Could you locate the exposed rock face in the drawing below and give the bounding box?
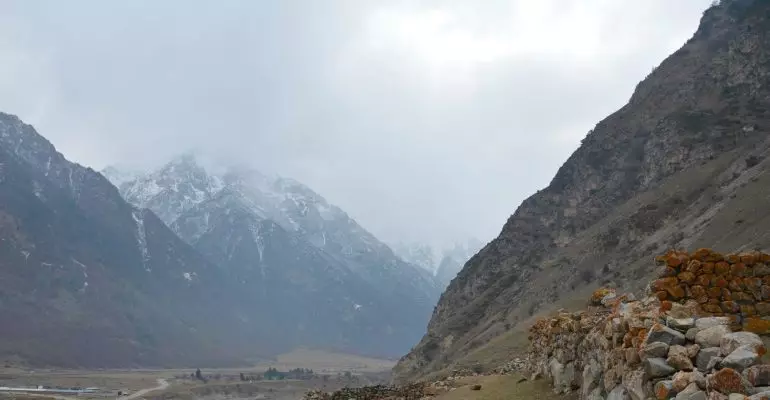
[394,0,770,381]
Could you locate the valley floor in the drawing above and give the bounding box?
[0,349,394,400]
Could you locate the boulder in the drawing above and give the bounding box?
[708,368,752,395]
[696,347,722,372]
[721,332,765,356]
[669,352,695,371]
[643,342,671,359]
[668,317,696,331]
[695,317,732,330]
[695,325,732,348]
[649,324,687,346]
[744,365,770,387]
[687,344,702,359]
[748,392,770,400]
[668,345,695,371]
[687,328,700,342]
[722,345,760,371]
[707,393,728,400]
[645,357,677,378]
[672,371,707,392]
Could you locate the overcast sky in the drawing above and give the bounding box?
[0,0,714,249]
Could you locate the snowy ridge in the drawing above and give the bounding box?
[105,154,440,300]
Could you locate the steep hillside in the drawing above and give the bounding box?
[394,0,770,381]
[0,113,256,367]
[108,157,440,357]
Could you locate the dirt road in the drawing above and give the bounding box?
[124,379,169,400]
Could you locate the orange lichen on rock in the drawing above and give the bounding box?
[743,317,770,334]
[708,368,748,395]
[715,261,731,276]
[678,271,696,284]
[741,252,758,265]
[590,288,616,305]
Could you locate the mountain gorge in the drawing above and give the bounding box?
[394,241,483,289]
[394,0,770,381]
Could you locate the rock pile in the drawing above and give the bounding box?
[526,250,770,400]
[303,383,427,400]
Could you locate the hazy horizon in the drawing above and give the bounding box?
[0,0,714,248]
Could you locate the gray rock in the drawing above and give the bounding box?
[586,387,604,400]
[622,369,647,400]
[607,385,630,400]
[549,358,576,394]
[750,386,770,395]
[696,347,721,372]
[642,342,670,359]
[648,325,687,346]
[744,365,770,387]
[675,383,706,400]
[722,345,760,371]
[721,332,764,356]
[645,357,676,378]
[668,317,696,331]
[695,317,732,330]
[706,356,723,371]
[694,325,731,348]
[686,328,700,342]
[731,394,749,400]
[749,392,770,400]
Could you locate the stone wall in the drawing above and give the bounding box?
[652,249,770,334]
[526,249,770,400]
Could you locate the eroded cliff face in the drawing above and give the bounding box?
[394,0,770,382]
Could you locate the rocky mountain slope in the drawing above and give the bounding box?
[107,156,440,357]
[0,112,259,367]
[394,0,770,382]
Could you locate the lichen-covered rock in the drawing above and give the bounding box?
[708,368,752,395]
[721,332,765,356]
[696,347,722,372]
[695,325,732,348]
[744,365,770,387]
[672,371,706,392]
[655,380,676,399]
[668,351,695,371]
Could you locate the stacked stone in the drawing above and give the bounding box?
[526,286,770,399]
[652,249,770,334]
